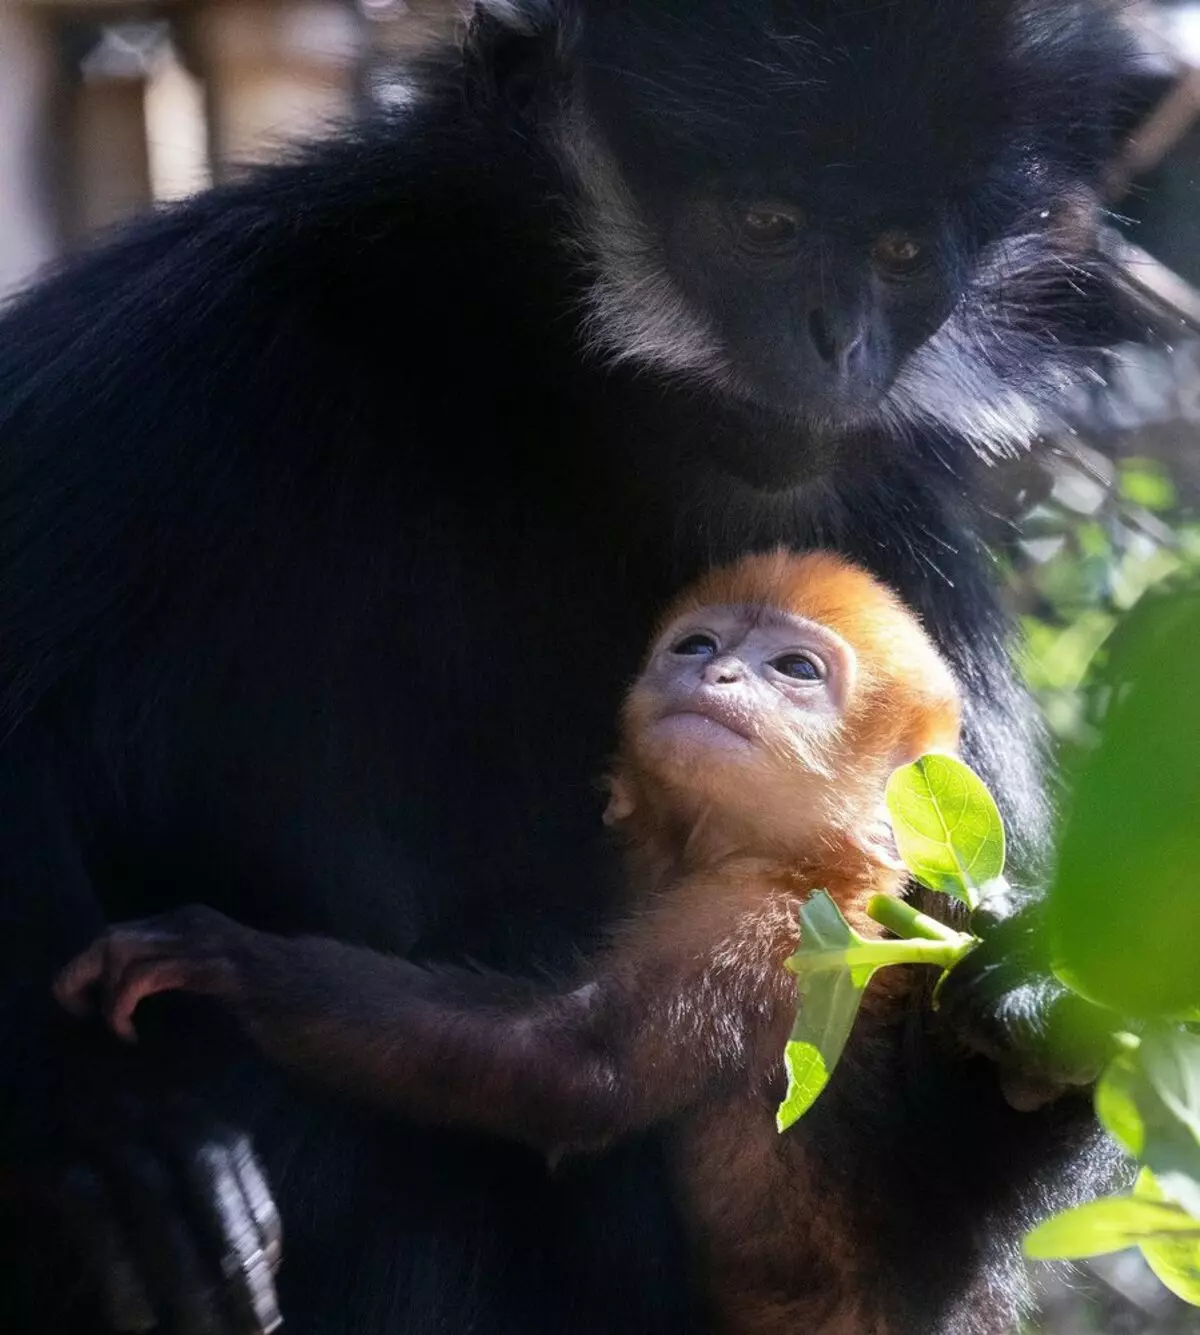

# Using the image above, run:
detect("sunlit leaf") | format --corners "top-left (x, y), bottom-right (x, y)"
top-left (777, 892), bottom-right (872, 1131)
top-left (1023, 1194), bottom-right (1200, 1261)
top-left (1111, 544), bottom-right (1184, 614)
top-left (1095, 1051), bottom-right (1146, 1158)
top-left (1077, 520), bottom-right (1114, 560)
top-left (1120, 460), bottom-right (1177, 513)
top-left (1136, 1169), bottom-right (1200, 1306)
top-left (778, 1033), bottom-right (834, 1131)
top-left (1049, 587), bottom-right (1200, 1019)
top-left (1019, 610), bottom-right (1117, 695)
top-left (1138, 1031), bottom-right (1200, 1217)
top-left (1142, 1030), bottom-right (1200, 1141)
top-left (1092, 1034), bottom-right (1200, 1218)
top-left (885, 754), bottom-right (1005, 909)
top-left (781, 888), bottom-right (858, 963)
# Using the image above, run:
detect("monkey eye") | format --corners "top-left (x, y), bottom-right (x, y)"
top-left (871, 230), bottom-right (929, 276)
top-left (738, 207), bottom-right (803, 252)
top-left (769, 652), bottom-right (824, 682)
top-left (670, 631), bottom-right (720, 658)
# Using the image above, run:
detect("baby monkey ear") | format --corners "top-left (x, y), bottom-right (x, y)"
top-left (849, 805), bottom-right (906, 874)
top-left (889, 696), bottom-right (962, 772)
top-left (602, 775), bottom-right (637, 826)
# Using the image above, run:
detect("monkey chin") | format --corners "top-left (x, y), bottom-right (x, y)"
top-left (788, 381), bottom-right (901, 453)
top-left (703, 421), bottom-right (841, 494)
top-left (710, 383), bottom-right (891, 493)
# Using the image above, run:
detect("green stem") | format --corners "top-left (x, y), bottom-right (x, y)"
top-left (842, 938), bottom-right (975, 972)
top-left (866, 894), bottom-right (964, 945)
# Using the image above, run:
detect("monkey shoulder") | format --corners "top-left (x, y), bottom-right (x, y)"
top-left (0, 99), bottom-right (557, 439)
top-left (0, 103), bottom-right (575, 720)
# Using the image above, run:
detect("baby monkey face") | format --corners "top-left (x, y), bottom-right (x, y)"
top-left (615, 554), bottom-right (961, 843)
top-left (635, 604), bottom-right (856, 773)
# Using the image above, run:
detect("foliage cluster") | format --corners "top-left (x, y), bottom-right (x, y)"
top-left (779, 459), bottom-right (1200, 1309)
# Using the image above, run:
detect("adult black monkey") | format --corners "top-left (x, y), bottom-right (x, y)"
top-left (0, 2), bottom-right (1134, 1334)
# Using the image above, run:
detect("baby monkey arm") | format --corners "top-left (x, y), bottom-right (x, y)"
top-left (55, 882), bottom-right (796, 1157)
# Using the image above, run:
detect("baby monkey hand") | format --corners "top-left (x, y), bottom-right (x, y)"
top-left (55, 905), bottom-right (250, 1042)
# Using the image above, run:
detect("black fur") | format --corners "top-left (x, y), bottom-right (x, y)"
top-left (0, 2), bottom-right (1135, 1333)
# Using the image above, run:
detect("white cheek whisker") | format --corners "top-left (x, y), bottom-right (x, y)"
top-left (551, 92), bottom-right (1115, 470)
top-left (552, 96), bottom-right (735, 384)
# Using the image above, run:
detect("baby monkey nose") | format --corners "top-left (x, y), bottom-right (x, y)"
top-left (704, 657), bottom-right (746, 686)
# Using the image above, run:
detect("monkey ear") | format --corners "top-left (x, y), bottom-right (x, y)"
top-left (850, 807), bottom-right (906, 874)
top-left (890, 738), bottom-right (955, 772)
top-left (602, 776), bottom-right (636, 826)
top-left (890, 698), bottom-right (961, 771)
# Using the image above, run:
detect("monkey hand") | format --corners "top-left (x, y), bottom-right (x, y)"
top-left (55, 905), bottom-right (251, 1044)
top-left (930, 886), bottom-right (1117, 1112)
top-left (18, 979), bottom-right (282, 1335)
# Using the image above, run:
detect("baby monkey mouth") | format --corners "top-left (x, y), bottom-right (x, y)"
top-left (657, 692), bottom-right (758, 744)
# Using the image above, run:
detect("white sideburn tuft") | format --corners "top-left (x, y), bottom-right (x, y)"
top-left (884, 231), bottom-right (1085, 460)
top-left (554, 97), bottom-right (733, 384)
top-left (550, 90), bottom-right (1085, 457)
top-left (473, 0), bottom-right (553, 34)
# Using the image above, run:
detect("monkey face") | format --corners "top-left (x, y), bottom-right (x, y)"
top-left (560, 0), bottom-right (1130, 476)
top-left (629, 603), bottom-right (857, 824)
top-left (658, 192), bottom-right (960, 427)
top-left (615, 553), bottom-right (964, 842)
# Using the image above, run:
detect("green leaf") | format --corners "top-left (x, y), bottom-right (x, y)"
top-left (778, 1036), bottom-right (833, 1131)
top-left (885, 754), bottom-right (1005, 909)
top-left (1142, 1029), bottom-right (1200, 1142)
top-left (776, 972), bottom-right (866, 1130)
top-left (1048, 587), bottom-right (1200, 1019)
top-left (1095, 1051), bottom-right (1146, 1158)
top-left (776, 892), bottom-right (981, 1131)
top-left (1139, 1031), bottom-right (1200, 1218)
top-left (1119, 459), bottom-right (1177, 513)
top-left (1136, 1168), bottom-right (1200, 1306)
top-left (783, 887), bottom-right (870, 979)
top-left (1094, 1034), bottom-right (1200, 1218)
top-left (777, 892), bottom-right (872, 1131)
top-left (1023, 1194), bottom-right (1200, 1261)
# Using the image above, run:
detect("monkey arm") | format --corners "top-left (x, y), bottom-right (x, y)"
top-left (55, 875), bottom-right (801, 1158)
top-left (54, 905), bottom-right (612, 1155)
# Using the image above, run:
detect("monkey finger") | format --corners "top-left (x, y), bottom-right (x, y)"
top-left (102, 954), bottom-right (202, 1042)
top-left (55, 927), bottom-right (179, 1020)
top-left (52, 943), bottom-right (109, 1017)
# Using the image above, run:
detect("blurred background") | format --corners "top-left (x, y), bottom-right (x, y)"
top-left (1, 0), bottom-right (1199, 1328)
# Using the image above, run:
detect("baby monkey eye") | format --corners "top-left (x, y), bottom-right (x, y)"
top-left (770, 652), bottom-right (824, 682)
top-left (671, 632), bottom-right (719, 657)
top-left (872, 229), bottom-right (928, 276)
top-left (739, 207), bottom-right (803, 250)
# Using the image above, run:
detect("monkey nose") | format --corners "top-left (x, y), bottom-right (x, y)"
top-left (807, 309), bottom-right (868, 379)
top-left (703, 657), bottom-right (745, 685)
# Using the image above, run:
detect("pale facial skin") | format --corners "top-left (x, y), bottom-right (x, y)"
top-left (619, 605), bottom-right (862, 844)
top-left (638, 604), bottom-right (855, 762)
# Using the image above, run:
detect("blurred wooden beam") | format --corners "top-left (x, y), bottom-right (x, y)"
top-left (1104, 228), bottom-right (1200, 337)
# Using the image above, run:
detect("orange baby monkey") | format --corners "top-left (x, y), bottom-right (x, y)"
top-left (56, 550), bottom-right (960, 1335)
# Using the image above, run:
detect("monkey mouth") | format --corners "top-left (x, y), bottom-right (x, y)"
top-left (655, 697), bottom-right (757, 748)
